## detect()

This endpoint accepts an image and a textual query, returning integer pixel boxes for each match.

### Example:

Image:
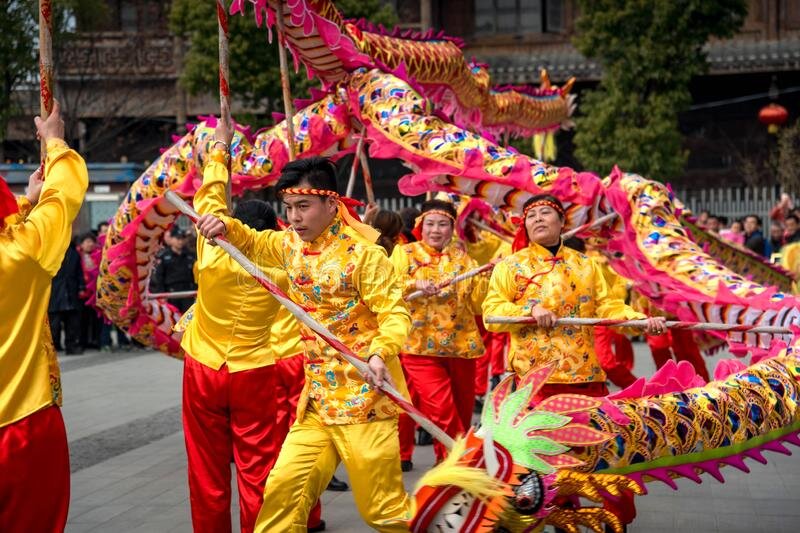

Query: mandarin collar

[302,214,343,252]
[419,239,453,257]
[526,239,564,258]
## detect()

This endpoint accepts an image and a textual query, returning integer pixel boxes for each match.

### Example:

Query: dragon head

[410,365,642,532]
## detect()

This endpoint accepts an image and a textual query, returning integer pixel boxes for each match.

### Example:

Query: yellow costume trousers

[254,410,410,532]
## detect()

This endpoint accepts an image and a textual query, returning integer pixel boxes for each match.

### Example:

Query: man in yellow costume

[483,193,665,529]
[391,199,486,467]
[179,125,326,533]
[195,153,411,532]
[0,102,89,532]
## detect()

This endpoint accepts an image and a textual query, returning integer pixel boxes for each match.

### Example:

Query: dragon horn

[561,77,576,96]
[540,68,551,89]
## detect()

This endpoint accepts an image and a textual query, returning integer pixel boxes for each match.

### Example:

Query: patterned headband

[280,187,339,199]
[420,209,456,222]
[522,199,565,219]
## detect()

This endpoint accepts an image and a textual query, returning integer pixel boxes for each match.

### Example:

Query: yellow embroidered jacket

[482,241,645,384]
[391,240,486,358]
[0,139,88,428]
[179,166,302,371]
[198,161,410,425]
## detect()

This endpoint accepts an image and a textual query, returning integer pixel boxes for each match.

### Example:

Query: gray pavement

[61,343,799,532]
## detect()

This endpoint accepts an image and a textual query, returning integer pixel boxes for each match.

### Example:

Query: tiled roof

[479,38,800,84]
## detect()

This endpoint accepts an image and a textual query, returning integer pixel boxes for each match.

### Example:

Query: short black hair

[233,200,278,231]
[80,231,97,242]
[522,194,565,220]
[420,199,457,221]
[170,225,188,238]
[275,157,338,197]
[745,214,762,226]
[787,214,800,224]
[398,207,420,232]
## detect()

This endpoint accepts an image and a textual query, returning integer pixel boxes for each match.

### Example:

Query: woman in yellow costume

[391,199,487,467]
[482,193,665,529]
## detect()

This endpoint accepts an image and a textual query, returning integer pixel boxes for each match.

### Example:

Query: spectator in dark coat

[743,215,766,256]
[149,225,197,313]
[785,215,800,245]
[49,244,85,354]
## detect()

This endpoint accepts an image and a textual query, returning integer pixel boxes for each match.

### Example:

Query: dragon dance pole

[359,144,376,204]
[39,0,54,159]
[406,261,497,301]
[561,212,618,240]
[345,137,364,198]
[217,0,233,210]
[469,218,513,244]
[165,190,454,449]
[274,1,296,160]
[485,316,794,335]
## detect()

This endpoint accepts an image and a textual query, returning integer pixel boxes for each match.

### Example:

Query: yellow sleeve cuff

[45,138,68,151]
[210,148,229,164]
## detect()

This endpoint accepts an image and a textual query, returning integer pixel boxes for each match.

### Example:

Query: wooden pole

[39,0,54,159]
[561,212,618,240]
[217,0,233,210]
[165,190,453,449]
[359,145,375,204]
[484,316,794,335]
[406,261,497,301]
[469,218,513,243]
[274,1,296,160]
[345,137,364,198]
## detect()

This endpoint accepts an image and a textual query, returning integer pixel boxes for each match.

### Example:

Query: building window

[475,0,563,36]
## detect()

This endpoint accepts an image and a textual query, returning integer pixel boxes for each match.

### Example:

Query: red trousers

[0,405,70,533]
[183,356,278,533]
[274,354,322,528]
[646,330,710,381]
[594,326,637,388]
[474,328,508,396]
[399,354,476,462]
[529,380,636,525]
[398,366,421,463]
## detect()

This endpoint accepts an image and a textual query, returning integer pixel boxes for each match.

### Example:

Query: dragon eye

[512,472,544,515]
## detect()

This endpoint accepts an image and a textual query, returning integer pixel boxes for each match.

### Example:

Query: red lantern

[759,103,789,134]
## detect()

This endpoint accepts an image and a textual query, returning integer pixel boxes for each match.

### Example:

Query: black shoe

[473,396,484,414]
[327,475,349,492]
[417,428,434,446]
[401,460,413,472]
[309,519,326,532]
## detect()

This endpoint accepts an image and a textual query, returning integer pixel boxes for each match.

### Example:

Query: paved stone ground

[61,343,799,532]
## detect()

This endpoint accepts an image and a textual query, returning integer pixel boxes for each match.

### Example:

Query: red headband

[522,199,565,219]
[280,187,365,210]
[419,209,455,222]
[279,186,379,242]
[513,199,565,252]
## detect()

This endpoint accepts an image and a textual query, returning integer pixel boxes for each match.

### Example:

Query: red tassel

[0,176,20,223]
[511,225,528,252]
